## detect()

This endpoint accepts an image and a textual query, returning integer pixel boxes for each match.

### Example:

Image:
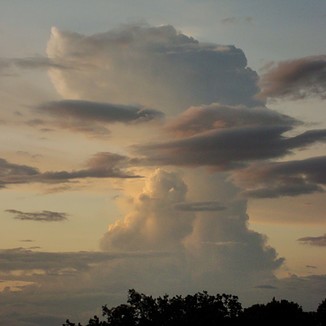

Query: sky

[0,1,326,325]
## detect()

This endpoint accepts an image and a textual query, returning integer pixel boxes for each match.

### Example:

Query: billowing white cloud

[101,169,193,252]
[101,169,283,296]
[47,24,262,113]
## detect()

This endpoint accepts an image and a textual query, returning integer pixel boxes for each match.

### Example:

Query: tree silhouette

[63,290,324,326]
[317,299,326,326]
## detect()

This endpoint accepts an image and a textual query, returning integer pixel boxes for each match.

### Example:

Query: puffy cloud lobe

[47,24,262,113]
[232,156,326,198]
[298,234,326,247]
[258,55,326,100]
[101,169,194,251]
[5,209,68,222]
[0,152,139,188]
[165,103,299,137]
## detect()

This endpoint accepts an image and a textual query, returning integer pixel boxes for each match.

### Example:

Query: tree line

[63,289,326,326]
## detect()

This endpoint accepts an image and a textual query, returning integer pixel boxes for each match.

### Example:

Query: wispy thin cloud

[0,152,141,189]
[5,209,68,222]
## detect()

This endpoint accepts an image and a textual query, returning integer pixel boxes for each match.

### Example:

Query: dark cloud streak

[0,152,140,189]
[298,234,326,247]
[37,100,164,124]
[134,126,326,169]
[5,209,68,222]
[233,156,326,198]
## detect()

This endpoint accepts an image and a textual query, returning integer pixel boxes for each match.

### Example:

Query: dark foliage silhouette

[63,290,325,326]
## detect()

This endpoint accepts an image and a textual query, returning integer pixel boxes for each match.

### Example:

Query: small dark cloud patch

[174,201,226,212]
[297,234,326,247]
[306,265,317,269]
[5,209,68,222]
[255,284,277,290]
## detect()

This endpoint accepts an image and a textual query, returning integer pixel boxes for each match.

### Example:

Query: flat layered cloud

[37,100,164,124]
[298,234,326,247]
[165,103,299,137]
[34,100,164,137]
[134,126,326,169]
[174,201,226,212]
[5,209,68,222]
[0,247,167,273]
[232,156,326,198]
[0,152,140,188]
[47,24,262,113]
[258,55,326,100]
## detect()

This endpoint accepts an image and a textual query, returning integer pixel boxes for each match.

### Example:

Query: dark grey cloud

[37,100,164,124]
[134,126,326,170]
[165,104,299,137]
[298,234,326,247]
[0,158,39,188]
[0,152,140,189]
[174,201,226,212]
[0,247,169,274]
[5,209,68,222]
[258,55,326,100]
[39,152,140,182]
[233,156,326,198]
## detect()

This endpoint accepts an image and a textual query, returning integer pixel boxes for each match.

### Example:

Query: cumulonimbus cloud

[5,209,68,222]
[258,55,326,100]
